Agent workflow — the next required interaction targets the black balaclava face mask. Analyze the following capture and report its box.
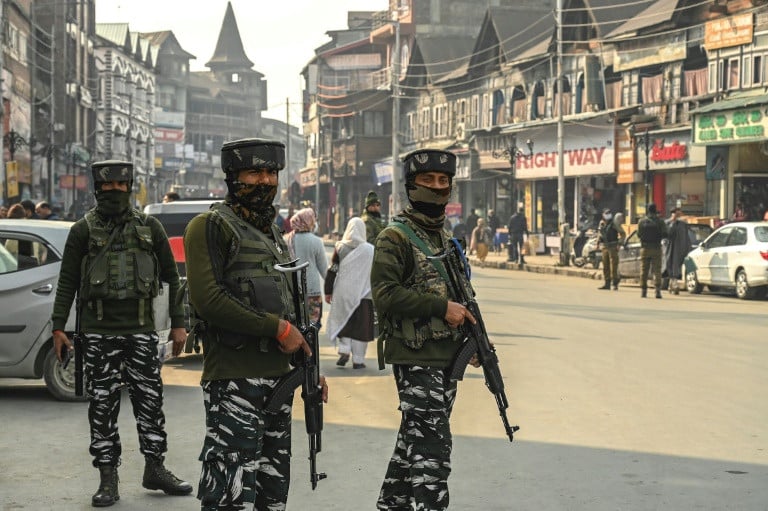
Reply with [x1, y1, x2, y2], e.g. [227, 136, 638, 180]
[405, 175, 452, 229]
[94, 187, 132, 219]
[225, 176, 278, 232]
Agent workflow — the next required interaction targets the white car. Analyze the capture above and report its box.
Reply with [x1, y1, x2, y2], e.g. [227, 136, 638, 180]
[0, 218, 174, 400]
[684, 221, 768, 300]
[0, 220, 78, 400]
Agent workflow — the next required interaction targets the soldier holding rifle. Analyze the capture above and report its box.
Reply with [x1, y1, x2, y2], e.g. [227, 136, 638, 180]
[184, 138, 328, 510]
[51, 160, 191, 507]
[372, 149, 517, 511]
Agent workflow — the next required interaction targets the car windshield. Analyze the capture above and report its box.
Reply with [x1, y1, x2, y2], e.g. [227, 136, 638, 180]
[754, 225, 768, 242]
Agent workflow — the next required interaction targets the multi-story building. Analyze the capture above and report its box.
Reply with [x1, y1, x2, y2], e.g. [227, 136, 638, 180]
[184, 2, 268, 197]
[93, 23, 157, 205]
[32, 0, 97, 216]
[141, 30, 194, 200]
[1, 0, 33, 204]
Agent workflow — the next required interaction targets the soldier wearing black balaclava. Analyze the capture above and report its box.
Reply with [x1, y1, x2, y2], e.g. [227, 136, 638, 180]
[184, 138, 328, 510]
[371, 149, 476, 511]
[51, 160, 192, 507]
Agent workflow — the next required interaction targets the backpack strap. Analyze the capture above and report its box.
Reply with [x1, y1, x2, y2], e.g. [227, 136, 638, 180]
[389, 220, 449, 283]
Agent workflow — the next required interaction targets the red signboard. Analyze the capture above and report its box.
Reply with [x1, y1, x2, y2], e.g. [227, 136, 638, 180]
[650, 140, 687, 163]
[155, 127, 185, 142]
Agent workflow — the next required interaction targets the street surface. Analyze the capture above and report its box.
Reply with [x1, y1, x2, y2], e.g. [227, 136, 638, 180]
[1, 267, 767, 510]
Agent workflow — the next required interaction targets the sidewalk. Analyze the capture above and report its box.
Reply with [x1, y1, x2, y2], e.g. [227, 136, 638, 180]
[466, 247, 604, 281]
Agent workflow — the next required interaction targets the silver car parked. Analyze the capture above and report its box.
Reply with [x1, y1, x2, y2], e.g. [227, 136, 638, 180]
[0, 219, 78, 400]
[684, 221, 768, 300]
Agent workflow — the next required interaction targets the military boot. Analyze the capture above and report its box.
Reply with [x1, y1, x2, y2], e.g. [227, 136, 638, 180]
[641, 287, 647, 298]
[655, 286, 663, 299]
[598, 280, 611, 290]
[92, 465, 119, 507]
[142, 457, 193, 495]
[612, 278, 620, 291]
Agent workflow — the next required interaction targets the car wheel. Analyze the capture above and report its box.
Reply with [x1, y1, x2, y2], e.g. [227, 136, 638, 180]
[735, 269, 757, 300]
[685, 271, 702, 294]
[43, 347, 87, 402]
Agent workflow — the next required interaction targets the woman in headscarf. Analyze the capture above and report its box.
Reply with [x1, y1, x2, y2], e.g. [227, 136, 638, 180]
[283, 207, 328, 325]
[325, 217, 375, 369]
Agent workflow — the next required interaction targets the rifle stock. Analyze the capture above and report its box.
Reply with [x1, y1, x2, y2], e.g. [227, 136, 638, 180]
[271, 260, 327, 489]
[431, 239, 520, 442]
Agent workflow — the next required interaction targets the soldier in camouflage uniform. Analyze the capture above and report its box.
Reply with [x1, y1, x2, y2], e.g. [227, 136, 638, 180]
[637, 203, 669, 298]
[372, 149, 476, 511]
[52, 160, 192, 507]
[184, 138, 328, 511]
[361, 190, 386, 244]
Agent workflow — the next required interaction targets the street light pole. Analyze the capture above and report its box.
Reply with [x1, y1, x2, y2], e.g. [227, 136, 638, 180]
[492, 138, 534, 211]
[643, 130, 652, 208]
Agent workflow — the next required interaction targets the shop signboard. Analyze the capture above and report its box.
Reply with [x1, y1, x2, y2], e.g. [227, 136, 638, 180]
[514, 123, 615, 179]
[693, 106, 768, 145]
[704, 13, 753, 51]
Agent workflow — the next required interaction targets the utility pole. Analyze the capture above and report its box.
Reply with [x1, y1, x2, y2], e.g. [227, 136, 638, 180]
[285, 96, 290, 205]
[47, 24, 56, 205]
[0, 0, 5, 203]
[390, 11, 401, 215]
[556, 0, 567, 264]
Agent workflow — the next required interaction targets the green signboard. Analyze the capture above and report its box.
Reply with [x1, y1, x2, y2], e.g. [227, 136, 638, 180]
[693, 107, 767, 145]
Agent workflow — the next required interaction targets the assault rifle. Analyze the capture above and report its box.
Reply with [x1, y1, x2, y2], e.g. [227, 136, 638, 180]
[74, 294, 84, 397]
[429, 238, 519, 442]
[265, 260, 327, 489]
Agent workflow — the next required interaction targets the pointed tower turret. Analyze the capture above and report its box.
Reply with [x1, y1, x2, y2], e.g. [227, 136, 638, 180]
[206, 1, 254, 72]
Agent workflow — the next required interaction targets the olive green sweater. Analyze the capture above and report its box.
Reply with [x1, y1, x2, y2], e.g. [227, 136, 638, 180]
[51, 210, 185, 334]
[184, 207, 291, 381]
[371, 212, 460, 367]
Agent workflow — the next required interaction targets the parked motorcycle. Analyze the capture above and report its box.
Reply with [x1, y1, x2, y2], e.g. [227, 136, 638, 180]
[571, 227, 602, 269]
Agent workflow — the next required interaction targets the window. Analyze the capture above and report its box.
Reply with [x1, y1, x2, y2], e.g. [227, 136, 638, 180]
[0, 235, 59, 274]
[706, 228, 731, 249]
[419, 107, 430, 140]
[406, 111, 417, 142]
[433, 104, 447, 137]
[362, 111, 384, 135]
[470, 95, 479, 128]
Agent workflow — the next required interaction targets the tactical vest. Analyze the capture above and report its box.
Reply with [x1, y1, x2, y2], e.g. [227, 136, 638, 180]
[379, 217, 454, 350]
[200, 203, 294, 350]
[638, 216, 663, 244]
[80, 211, 159, 325]
[600, 221, 619, 245]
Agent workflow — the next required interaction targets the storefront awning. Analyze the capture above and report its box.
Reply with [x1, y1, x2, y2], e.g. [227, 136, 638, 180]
[689, 90, 768, 115]
[691, 91, 768, 145]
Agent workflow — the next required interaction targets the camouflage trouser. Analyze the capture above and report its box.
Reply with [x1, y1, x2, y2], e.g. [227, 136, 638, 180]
[601, 245, 619, 284]
[84, 332, 166, 467]
[640, 245, 663, 289]
[377, 365, 458, 511]
[197, 378, 293, 511]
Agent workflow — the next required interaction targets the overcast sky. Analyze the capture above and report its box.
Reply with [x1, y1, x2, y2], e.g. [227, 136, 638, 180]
[96, 0, 387, 127]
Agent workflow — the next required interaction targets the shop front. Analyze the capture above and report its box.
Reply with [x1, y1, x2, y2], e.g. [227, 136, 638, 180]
[511, 119, 618, 235]
[692, 92, 768, 221]
[634, 128, 707, 218]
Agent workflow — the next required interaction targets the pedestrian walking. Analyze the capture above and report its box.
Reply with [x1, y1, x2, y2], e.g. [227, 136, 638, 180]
[507, 207, 529, 265]
[284, 207, 328, 325]
[371, 148, 477, 511]
[487, 209, 501, 252]
[361, 190, 386, 244]
[637, 203, 669, 298]
[51, 160, 192, 508]
[597, 208, 626, 290]
[470, 217, 493, 267]
[326, 217, 375, 369]
[183, 138, 328, 510]
[665, 207, 688, 295]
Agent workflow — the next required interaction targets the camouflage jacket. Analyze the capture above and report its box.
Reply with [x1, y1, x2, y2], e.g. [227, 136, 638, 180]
[371, 213, 460, 367]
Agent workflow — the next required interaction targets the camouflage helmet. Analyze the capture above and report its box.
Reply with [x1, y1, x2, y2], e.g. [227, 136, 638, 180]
[91, 160, 133, 191]
[221, 138, 285, 175]
[402, 149, 457, 180]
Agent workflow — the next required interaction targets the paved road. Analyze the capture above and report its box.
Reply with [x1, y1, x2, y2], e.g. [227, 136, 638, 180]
[1, 267, 767, 510]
